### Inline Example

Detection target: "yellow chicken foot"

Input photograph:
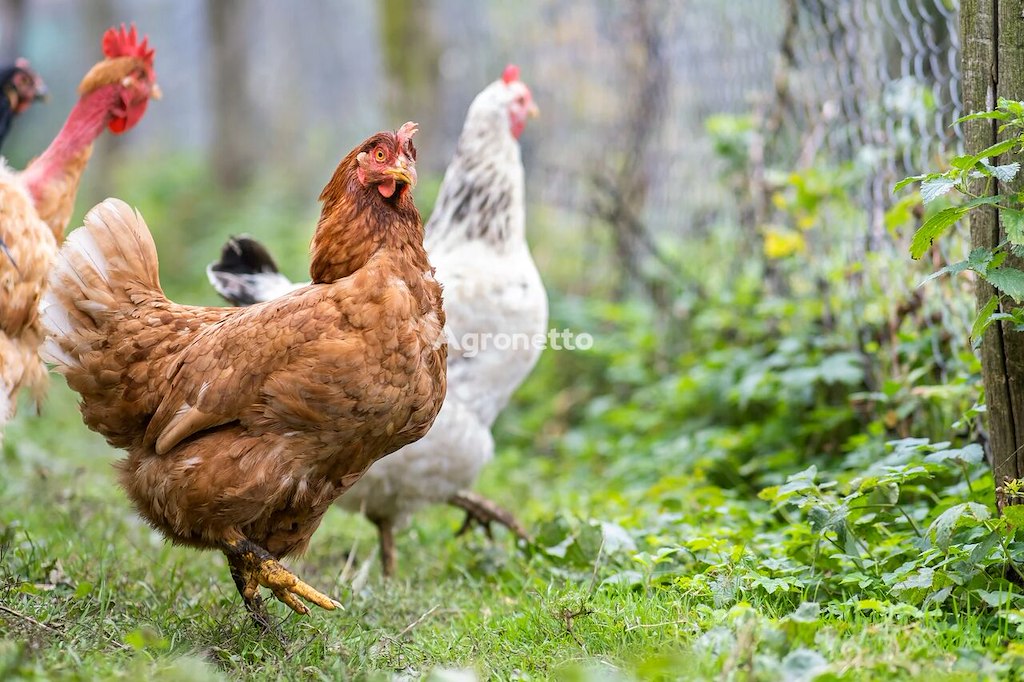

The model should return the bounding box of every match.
[223,539,341,616]
[448,490,531,542]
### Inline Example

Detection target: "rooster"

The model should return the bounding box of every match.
[208,65,546,576]
[0,58,47,152]
[0,25,158,438]
[41,123,447,627]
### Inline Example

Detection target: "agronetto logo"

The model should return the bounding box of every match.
[437,328,594,357]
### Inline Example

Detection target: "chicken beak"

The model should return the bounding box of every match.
[386,159,417,188]
[527,102,540,118]
[34,81,49,103]
[150,83,163,101]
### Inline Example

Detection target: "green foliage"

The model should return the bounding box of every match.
[898,98,1024,339]
[0,113,1017,678]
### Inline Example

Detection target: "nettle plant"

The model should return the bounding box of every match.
[897,98,1024,343]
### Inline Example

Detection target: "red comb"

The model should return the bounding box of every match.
[397,121,419,146]
[102,23,155,66]
[502,64,520,84]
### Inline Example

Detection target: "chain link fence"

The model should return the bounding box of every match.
[497,0,963,278]
[6,0,964,254]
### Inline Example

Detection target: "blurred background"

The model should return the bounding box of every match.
[1,0,961,304]
[2,0,979,486]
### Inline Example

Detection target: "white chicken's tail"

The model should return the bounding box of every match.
[40,198,162,373]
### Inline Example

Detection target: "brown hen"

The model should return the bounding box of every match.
[40,123,446,627]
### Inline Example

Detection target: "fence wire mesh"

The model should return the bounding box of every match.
[777,0,962,237]
[7,0,964,250]
[507,0,964,256]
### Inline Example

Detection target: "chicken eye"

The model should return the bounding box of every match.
[375,149,386,162]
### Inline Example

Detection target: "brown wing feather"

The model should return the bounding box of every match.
[143,293,328,453]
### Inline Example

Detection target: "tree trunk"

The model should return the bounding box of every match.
[207,0,253,192]
[962,0,1024,510]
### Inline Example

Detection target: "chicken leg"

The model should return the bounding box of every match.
[227,555,273,632]
[448,490,530,542]
[369,516,397,578]
[223,539,340,617]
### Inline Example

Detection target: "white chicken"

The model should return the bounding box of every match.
[208,65,547,576]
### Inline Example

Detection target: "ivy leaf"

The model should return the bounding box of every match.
[920,248,997,285]
[894,174,929,193]
[910,207,967,259]
[924,444,985,466]
[970,531,1001,563]
[983,158,1022,183]
[963,195,1008,209]
[985,267,1024,302]
[972,295,1001,347]
[928,502,991,550]
[974,138,1022,164]
[893,566,934,592]
[950,154,982,171]
[957,109,1012,124]
[997,97,1024,116]
[925,586,953,607]
[921,177,957,203]
[1005,209,1024,245]
[808,504,847,534]
[752,574,795,594]
[1002,505,1024,528]
[967,247,998,275]
[976,590,1020,607]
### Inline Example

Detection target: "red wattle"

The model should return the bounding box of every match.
[124,99,149,131]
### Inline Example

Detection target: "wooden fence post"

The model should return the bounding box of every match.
[962,0,1024,509]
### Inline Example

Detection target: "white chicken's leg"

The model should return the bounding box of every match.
[448,490,530,542]
[369,516,398,578]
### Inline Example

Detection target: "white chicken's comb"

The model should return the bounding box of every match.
[397,121,419,145]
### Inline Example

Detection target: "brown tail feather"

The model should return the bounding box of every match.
[40,198,162,372]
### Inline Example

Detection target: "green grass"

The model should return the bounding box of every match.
[0,383,1013,681]
[0,156,1015,680]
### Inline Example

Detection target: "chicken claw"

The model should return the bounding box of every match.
[448,490,531,542]
[224,539,341,617]
[250,558,340,614]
